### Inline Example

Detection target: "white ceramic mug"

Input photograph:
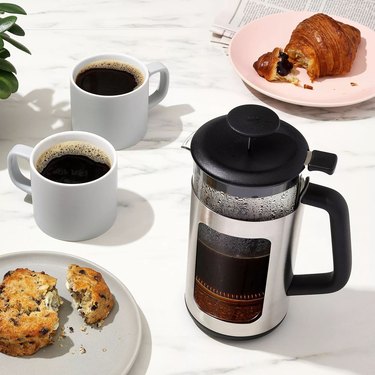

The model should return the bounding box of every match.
[7,131,118,241]
[70,53,169,150]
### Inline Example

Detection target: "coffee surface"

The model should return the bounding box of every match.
[75,60,144,96]
[36,141,111,184]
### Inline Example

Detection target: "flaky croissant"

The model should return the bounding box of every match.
[285,13,361,81]
[253,47,299,84]
[253,13,361,84]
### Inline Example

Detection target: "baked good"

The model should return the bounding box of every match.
[0,268,62,356]
[66,264,114,326]
[253,13,361,83]
[252,47,299,84]
[285,13,361,81]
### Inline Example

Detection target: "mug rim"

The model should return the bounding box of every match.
[30,131,117,187]
[70,53,150,98]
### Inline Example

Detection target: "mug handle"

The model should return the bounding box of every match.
[286,183,352,296]
[147,62,169,109]
[7,144,33,195]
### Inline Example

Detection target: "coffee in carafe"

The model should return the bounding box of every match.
[195,224,271,323]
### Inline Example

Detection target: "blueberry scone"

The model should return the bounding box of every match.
[66,264,114,326]
[0,268,62,356]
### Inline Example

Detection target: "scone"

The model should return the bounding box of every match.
[0,268,62,356]
[66,264,114,326]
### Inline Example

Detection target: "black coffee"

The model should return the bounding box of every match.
[195,238,270,297]
[37,141,111,184]
[75,60,144,96]
[193,225,271,323]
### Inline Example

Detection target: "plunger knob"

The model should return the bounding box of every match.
[227,105,280,138]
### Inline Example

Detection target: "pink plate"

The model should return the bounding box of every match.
[229,11,375,107]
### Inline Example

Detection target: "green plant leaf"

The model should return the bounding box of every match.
[0,15,16,33]
[0,37,3,49]
[8,22,24,36]
[0,69,17,93]
[0,47,10,58]
[0,3,26,15]
[0,81,11,98]
[2,32,30,54]
[0,57,15,72]
[0,17,24,35]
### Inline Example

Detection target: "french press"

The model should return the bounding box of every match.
[184,105,351,339]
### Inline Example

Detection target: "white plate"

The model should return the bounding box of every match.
[0,251,142,375]
[229,11,375,107]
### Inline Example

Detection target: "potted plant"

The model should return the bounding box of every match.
[0,2,30,99]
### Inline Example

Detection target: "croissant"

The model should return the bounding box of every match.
[285,13,361,81]
[253,47,299,84]
[253,13,361,84]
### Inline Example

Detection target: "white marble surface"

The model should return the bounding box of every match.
[1,1,375,374]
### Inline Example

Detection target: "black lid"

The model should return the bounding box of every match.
[190,105,309,188]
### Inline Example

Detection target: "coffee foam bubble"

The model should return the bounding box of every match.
[79,60,145,87]
[36,141,111,173]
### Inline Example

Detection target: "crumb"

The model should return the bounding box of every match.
[350,82,358,86]
[58,328,66,340]
[303,84,313,90]
[69,326,74,333]
[79,345,86,354]
[102,348,107,352]
[80,325,87,332]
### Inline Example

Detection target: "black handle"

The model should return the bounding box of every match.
[286,183,352,296]
[308,150,338,175]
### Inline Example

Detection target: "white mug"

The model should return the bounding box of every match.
[70,53,169,150]
[7,131,118,241]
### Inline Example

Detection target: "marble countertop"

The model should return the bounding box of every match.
[1,1,375,374]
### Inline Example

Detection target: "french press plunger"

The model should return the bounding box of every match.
[184,105,351,339]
